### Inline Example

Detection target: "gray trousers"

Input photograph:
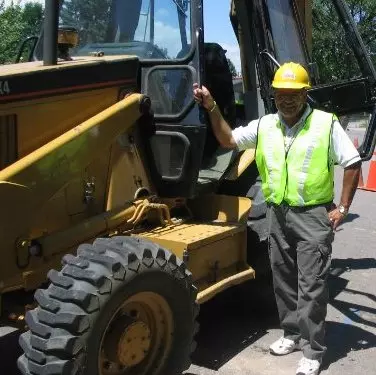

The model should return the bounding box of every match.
[267,203,334,362]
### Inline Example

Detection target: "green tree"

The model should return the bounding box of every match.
[227,58,238,77]
[312,0,376,84]
[60,1,145,47]
[22,2,44,39]
[60,0,112,46]
[0,1,43,64]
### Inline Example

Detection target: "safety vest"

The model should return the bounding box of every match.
[255,109,335,206]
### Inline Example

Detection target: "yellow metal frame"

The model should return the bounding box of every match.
[0,93,146,292]
[138,194,255,303]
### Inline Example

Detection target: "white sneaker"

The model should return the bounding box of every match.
[269,337,299,355]
[296,357,321,375]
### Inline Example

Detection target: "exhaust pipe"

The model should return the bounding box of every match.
[43,0,59,65]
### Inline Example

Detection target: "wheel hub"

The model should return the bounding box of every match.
[104,315,151,368]
[117,321,151,367]
[100,292,174,374]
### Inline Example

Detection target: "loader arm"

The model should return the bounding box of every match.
[0,93,149,290]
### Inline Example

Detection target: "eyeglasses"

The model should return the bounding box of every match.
[274,91,305,102]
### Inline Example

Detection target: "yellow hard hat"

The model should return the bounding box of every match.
[272,62,311,89]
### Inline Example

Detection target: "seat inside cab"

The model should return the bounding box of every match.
[196,43,239,193]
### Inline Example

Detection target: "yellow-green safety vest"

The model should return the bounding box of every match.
[255,109,335,206]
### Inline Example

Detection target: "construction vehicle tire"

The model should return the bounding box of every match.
[17,236,199,375]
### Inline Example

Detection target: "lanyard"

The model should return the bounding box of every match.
[281,121,305,155]
[278,106,313,155]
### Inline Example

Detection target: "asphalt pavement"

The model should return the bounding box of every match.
[0,129,375,375]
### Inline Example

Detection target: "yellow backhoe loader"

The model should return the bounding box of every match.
[0,0,375,374]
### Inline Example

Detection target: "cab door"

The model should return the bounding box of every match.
[307,0,376,161]
[140,0,207,198]
[141,0,238,198]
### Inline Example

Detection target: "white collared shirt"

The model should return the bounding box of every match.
[232,106,361,168]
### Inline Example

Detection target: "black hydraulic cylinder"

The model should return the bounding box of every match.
[43,0,59,66]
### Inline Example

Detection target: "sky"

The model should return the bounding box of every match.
[3,0,242,73]
[203,0,241,73]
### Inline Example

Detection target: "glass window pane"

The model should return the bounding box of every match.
[147,68,193,115]
[312,0,362,84]
[340,111,372,151]
[266,0,306,65]
[59,0,191,60]
[150,133,187,179]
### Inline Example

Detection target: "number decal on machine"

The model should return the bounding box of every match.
[0,81,10,95]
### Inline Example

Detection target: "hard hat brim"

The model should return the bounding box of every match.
[272,81,311,89]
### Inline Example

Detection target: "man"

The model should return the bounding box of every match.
[193,62,361,375]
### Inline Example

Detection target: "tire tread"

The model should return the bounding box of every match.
[18,236,199,375]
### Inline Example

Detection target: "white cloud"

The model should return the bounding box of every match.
[133,17,183,58]
[156,8,169,19]
[153,20,182,58]
[221,42,242,75]
[134,18,182,58]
